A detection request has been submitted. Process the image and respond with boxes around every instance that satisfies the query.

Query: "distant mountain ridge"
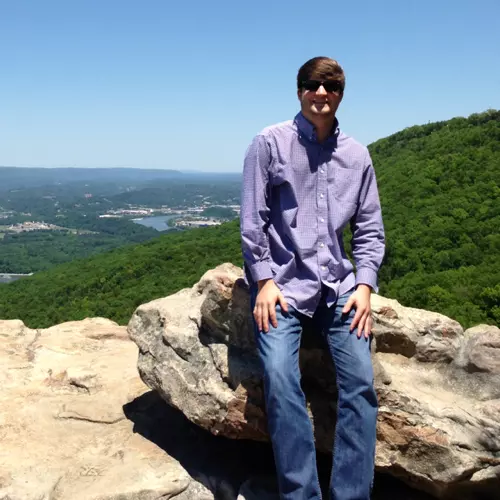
[0,166,183,192]
[0,110,498,329]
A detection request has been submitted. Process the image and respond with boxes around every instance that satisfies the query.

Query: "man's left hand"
[342,284,373,339]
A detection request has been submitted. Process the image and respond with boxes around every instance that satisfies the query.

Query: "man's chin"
[311,106,332,115]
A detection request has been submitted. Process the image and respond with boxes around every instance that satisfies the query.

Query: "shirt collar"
[294,112,340,145]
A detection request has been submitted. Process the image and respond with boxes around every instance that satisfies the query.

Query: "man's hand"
[254,279,288,333]
[342,284,373,339]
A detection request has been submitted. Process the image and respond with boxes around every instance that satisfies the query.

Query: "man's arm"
[240,134,273,282]
[343,151,385,338]
[240,134,288,332]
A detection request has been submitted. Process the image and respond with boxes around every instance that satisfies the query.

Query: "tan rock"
[0,318,194,500]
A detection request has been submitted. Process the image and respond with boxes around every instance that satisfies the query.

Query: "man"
[240,56,385,500]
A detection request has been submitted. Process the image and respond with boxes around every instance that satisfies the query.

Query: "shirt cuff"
[249,261,273,283]
[355,268,379,293]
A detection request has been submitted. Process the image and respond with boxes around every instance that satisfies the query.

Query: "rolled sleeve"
[248,261,273,282]
[355,267,379,292]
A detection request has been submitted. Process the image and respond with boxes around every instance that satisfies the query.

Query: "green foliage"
[371,109,500,327]
[0,219,159,273]
[0,221,243,328]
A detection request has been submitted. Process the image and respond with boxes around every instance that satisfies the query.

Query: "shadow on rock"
[123,390,275,499]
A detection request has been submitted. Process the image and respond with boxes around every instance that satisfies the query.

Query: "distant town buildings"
[99,204,240,220]
[5,221,64,232]
[0,273,33,284]
[99,208,154,218]
[174,220,222,228]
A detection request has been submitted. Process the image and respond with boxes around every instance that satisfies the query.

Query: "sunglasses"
[301,80,343,93]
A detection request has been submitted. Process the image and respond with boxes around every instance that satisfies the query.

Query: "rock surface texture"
[0,318,203,500]
[129,263,500,499]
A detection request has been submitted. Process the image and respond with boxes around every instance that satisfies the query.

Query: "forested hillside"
[372,109,499,326]
[0,222,242,327]
[0,220,160,273]
[0,110,498,328]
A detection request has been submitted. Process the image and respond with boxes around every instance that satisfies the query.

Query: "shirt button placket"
[318,154,329,279]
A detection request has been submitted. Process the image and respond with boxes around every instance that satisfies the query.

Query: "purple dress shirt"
[241,112,385,317]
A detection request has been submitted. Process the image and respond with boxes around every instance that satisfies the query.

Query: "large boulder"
[128,263,500,499]
[0,317,210,500]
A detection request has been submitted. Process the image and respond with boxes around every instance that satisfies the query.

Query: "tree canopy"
[372,109,500,326]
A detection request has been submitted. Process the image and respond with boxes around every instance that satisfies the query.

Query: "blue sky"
[1,0,499,172]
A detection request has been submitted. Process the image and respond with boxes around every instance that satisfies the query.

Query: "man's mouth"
[313,101,328,109]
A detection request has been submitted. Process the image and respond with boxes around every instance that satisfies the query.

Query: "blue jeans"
[251,290,377,500]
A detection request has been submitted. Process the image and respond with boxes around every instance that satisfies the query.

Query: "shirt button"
[320,218,325,223]
[320,169,325,174]
[319,243,325,248]
[321,266,327,271]
[320,194,324,198]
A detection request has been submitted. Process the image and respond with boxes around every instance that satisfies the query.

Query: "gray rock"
[464,325,500,374]
[129,263,500,499]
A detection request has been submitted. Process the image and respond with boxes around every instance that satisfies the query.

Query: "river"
[131,214,181,232]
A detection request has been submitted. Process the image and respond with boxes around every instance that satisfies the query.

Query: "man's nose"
[316,85,327,95]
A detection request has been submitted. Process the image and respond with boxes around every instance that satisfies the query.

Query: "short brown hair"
[297,57,345,91]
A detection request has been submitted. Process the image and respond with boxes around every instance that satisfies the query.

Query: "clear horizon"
[0,165,244,173]
[1,0,499,171]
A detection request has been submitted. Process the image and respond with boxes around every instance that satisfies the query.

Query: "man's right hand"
[253,279,288,333]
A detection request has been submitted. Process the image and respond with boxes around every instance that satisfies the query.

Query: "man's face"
[298,79,343,122]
